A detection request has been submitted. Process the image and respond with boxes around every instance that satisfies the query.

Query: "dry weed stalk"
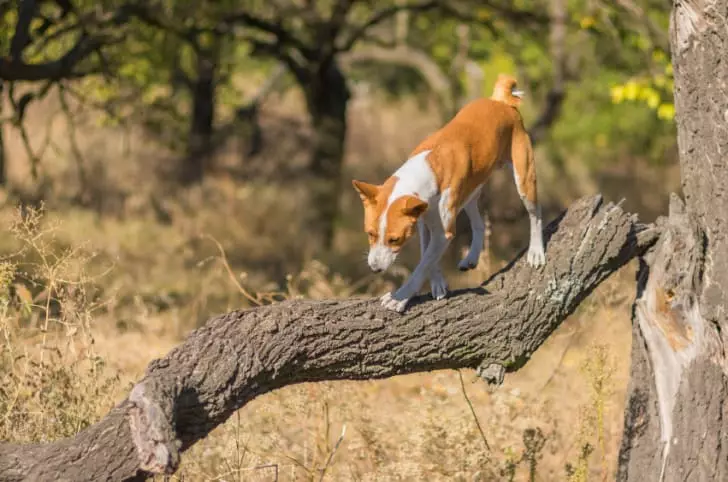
[0,205,120,444]
[565,343,615,482]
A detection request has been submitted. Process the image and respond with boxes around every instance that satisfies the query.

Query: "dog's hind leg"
[458,193,485,271]
[511,128,545,267]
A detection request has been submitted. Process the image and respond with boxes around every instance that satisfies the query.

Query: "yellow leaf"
[610,85,624,104]
[624,80,639,101]
[657,103,676,121]
[580,16,596,29]
[646,92,660,109]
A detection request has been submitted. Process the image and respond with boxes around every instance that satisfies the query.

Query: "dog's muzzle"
[368,245,397,272]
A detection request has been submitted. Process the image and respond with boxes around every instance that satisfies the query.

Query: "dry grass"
[0,199,636,480]
[0,90,655,480]
[0,206,120,443]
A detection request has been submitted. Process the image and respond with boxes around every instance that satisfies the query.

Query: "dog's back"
[410,98,525,192]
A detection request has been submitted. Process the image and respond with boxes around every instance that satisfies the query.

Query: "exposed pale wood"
[617,1,728,480]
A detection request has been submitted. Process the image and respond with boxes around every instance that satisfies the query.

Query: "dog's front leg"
[381,224,450,313]
[418,219,448,300]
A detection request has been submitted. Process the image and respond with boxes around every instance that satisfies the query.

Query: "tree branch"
[0,195,660,481]
[337,0,441,52]
[327,0,356,41]
[223,10,312,57]
[121,3,201,48]
[0,33,101,81]
[9,0,38,60]
[437,1,549,32]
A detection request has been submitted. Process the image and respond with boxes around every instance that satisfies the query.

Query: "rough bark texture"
[0,195,658,481]
[618,1,728,480]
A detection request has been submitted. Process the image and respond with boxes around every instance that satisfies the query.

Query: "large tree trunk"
[0,195,659,481]
[301,59,350,249]
[180,47,218,185]
[617,1,728,480]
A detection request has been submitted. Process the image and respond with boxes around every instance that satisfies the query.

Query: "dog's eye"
[367,231,377,240]
[388,236,401,245]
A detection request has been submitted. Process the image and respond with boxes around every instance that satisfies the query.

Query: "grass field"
[0,91,675,481]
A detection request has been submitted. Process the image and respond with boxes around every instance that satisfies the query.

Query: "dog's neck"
[388,149,439,205]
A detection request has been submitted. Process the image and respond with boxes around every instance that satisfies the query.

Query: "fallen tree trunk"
[0,195,659,481]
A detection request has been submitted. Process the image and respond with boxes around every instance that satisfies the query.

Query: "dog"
[353,74,545,313]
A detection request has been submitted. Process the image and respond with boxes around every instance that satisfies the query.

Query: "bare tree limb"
[121,3,201,48]
[9,0,38,61]
[0,195,659,481]
[0,33,109,81]
[326,0,357,43]
[223,10,313,57]
[337,0,441,52]
[1,1,130,82]
[436,1,549,33]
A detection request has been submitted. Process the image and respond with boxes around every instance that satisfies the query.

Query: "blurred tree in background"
[0,0,675,247]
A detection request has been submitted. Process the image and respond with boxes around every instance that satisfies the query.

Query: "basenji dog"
[353,74,545,313]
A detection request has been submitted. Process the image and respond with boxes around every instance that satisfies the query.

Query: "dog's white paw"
[527,246,546,267]
[458,253,479,271]
[430,275,449,300]
[380,292,410,313]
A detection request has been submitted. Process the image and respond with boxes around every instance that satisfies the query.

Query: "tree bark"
[300,59,350,248]
[0,195,659,481]
[617,1,728,480]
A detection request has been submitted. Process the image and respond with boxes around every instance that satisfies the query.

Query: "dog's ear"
[352,180,379,203]
[400,196,428,218]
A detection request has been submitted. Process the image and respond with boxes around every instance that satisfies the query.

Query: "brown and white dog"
[353,74,545,313]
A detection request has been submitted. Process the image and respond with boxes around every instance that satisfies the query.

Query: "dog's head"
[352,178,428,272]
[492,74,524,107]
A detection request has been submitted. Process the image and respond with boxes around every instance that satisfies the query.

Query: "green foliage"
[404,0,675,167]
[1,0,677,175]
[610,52,675,121]
[551,73,676,167]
